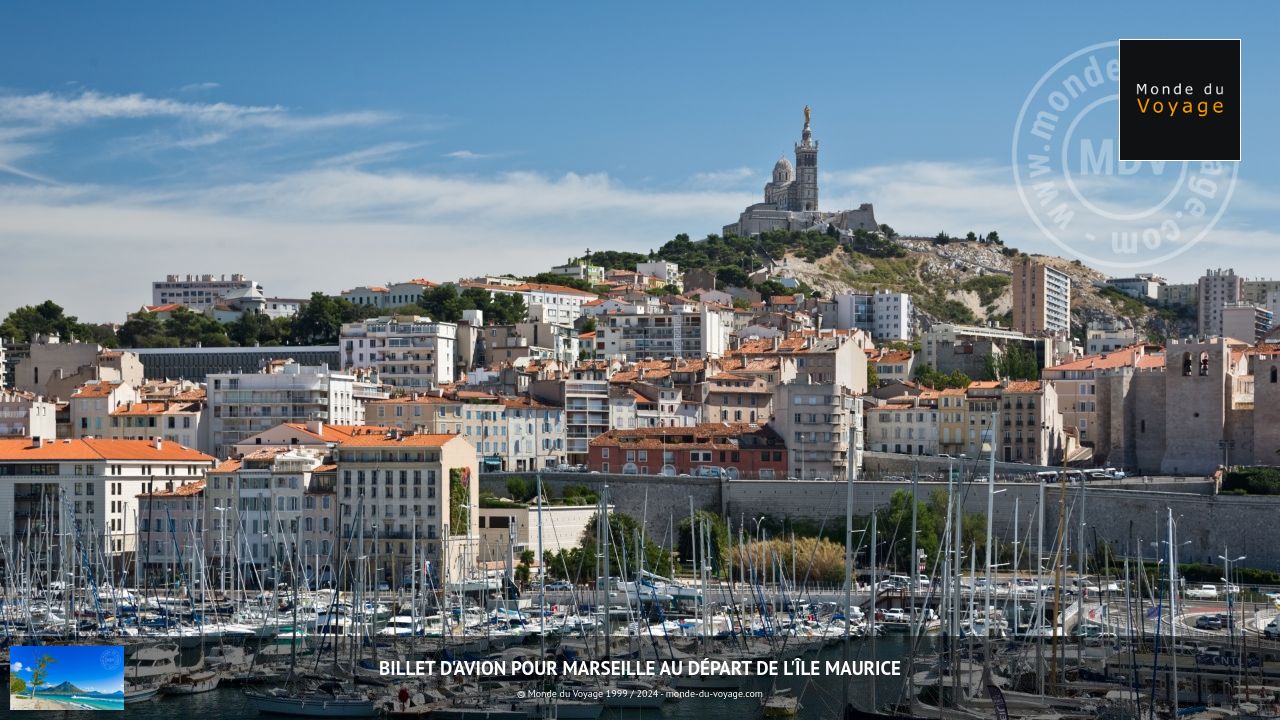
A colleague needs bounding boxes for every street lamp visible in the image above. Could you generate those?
[1217,552,1246,646]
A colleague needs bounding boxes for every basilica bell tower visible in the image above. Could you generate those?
[793,105,819,212]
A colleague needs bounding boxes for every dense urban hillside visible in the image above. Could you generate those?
[595,228,1197,343]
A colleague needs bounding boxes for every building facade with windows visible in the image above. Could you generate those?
[208,362,363,458]
[586,423,787,478]
[334,432,478,589]
[0,437,214,575]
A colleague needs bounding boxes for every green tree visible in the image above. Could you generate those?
[10,675,25,695]
[419,285,465,323]
[162,307,229,346]
[912,363,971,390]
[31,653,54,699]
[542,511,671,584]
[875,490,942,572]
[678,511,730,576]
[291,292,348,344]
[117,312,166,347]
[448,468,472,535]
[867,363,880,389]
[0,300,96,343]
[980,344,1040,381]
[505,476,536,502]
[516,549,535,585]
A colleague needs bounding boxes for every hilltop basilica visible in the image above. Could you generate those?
[723,106,880,238]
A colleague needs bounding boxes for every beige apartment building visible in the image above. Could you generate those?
[1012,257,1071,337]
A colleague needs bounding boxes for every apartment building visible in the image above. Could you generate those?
[208,362,364,458]
[1012,257,1071,336]
[867,393,940,456]
[334,431,478,588]
[366,392,567,471]
[1221,302,1273,343]
[16,341,144,400]
[0,388,56,439]
[1198,268,1244,337]
[530,364,612,465]
[152,273,258,311]
[703,372,773,424]
[733,331,869,394]
[339,279,438,309]
[203,448,329,588]
[1041,344,1163,452]
[135,479,206,583]
[587,423,787,479]
[340,315,457,389]
[0,437,214,572]
[997,380,1063,465]
[770,380,862,481]
[595,302,730,361]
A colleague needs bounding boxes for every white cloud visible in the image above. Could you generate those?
[0,90,393,134]
[12,661,21,672]
[442,149,513,160]
[319,142,424,168]
[179,82,221,92]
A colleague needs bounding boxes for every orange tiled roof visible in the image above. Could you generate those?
[1004,380,1043,393]
[139,479,206,497]
[0,438,213,462]
[337,432,457,448]
[72,382,122,399]
[143,303,183,313]
[1046,344,1165,373]
[209,458,243,473]
[111,401,200,416]
[280,423,397,442]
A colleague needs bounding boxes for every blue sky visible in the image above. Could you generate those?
[11,645,125,694]
[0,2,1276,321]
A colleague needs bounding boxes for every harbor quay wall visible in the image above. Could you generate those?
[481,472,1280,570]
[480,472,723,549]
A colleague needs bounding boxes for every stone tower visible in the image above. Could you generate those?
[792,105,819,212]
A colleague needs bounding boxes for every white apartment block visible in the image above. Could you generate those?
[635,261,681,286]
[0,437,214,566]
[0,389,56,439]
[340,316,457,389]
[153,274,259,311]
[339,279,438,309]
[1085,322,1138,355]
[208,362,362,458]
[366,393,567,472]
[871,290,913,341]
[596,303,730,361]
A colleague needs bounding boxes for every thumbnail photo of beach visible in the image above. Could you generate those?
[9,646,124,711]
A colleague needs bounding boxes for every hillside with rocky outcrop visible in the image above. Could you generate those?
[769,235,1194,341]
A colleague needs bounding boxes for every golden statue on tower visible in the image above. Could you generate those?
[804,105,811,125]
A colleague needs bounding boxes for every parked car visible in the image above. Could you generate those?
[544,580,573,591]
[1264,618,1279,639]
[881,608,907,622]
[1195,615,1223,630]
[1186,584,1220,599]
